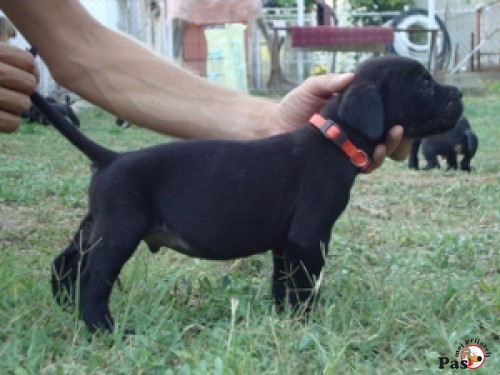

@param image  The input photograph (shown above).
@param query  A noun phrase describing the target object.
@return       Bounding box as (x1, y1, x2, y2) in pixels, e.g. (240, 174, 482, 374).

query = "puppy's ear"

(339, 84, 385, 141)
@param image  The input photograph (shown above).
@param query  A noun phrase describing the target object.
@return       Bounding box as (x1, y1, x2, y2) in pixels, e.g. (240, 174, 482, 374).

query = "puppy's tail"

(28, 46, 115, 164)
(31, 92, 117, 164)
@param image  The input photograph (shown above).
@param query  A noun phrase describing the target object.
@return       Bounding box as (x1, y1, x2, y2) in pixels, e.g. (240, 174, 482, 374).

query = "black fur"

(23, 95, 80, 127)
(408, 116, 478, 171)
(115, 117, 132, 128)
(31, 56, 463, 332)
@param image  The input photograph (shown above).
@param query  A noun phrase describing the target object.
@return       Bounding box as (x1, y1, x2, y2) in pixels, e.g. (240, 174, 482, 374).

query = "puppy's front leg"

(271, 249, 287, 309)
(272, 241, 326, 313)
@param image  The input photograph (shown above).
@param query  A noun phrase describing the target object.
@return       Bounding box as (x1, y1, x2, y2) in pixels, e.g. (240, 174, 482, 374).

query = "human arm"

(0, 0, 410, 161)
(1, 0, 277, 139)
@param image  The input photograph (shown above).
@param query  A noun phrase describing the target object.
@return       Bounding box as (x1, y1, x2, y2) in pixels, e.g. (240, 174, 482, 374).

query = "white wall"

(81, 0, 121, 30)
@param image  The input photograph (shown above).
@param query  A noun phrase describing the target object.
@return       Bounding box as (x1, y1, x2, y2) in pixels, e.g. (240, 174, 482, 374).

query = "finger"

(390, 137, 412, 161)
(0, 110, 21, 133)
(366, 126, 412, 173)
(0, 85, 32, 115)
(0, 43, 38, 76)
(0, 60, 38, 95)
(328, 72, 355, 93)
(365, 144, 387, 173)
(384, 125, 404, 155)
(302, 72, 355, 99)
(385, 126, 412, 161)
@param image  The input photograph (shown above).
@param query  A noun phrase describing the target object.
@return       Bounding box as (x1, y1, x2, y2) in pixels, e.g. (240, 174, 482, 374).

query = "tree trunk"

(256, 18, 295, 93)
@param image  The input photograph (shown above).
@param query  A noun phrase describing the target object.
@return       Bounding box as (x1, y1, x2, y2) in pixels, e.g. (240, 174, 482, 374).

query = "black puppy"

(23, 95, 80, 127)
(115, 117, 132, 128)
(408, 116, 478, 171)
(31, 56, 462, 333)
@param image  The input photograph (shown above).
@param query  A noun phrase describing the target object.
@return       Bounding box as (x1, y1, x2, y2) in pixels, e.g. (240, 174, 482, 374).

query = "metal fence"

(254, 1, 500, 91)
(441, 0, 500, 73)
(4, 0, 499, 95)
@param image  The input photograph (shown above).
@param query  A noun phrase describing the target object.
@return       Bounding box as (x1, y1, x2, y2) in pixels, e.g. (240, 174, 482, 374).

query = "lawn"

(0, 90, 498, 374)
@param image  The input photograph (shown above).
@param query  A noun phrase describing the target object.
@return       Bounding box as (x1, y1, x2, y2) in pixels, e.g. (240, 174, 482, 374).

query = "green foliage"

(484, 80, 500, 93)
(264, 0, 315, 9)
(349, 0, 412, 11)
(348, 0, 415, 25)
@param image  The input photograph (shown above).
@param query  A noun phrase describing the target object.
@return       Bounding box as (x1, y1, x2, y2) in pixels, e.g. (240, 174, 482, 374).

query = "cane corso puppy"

(31, 56, 462, 333)
(408, 116, 478, 171)
(23, 95, 80, 127)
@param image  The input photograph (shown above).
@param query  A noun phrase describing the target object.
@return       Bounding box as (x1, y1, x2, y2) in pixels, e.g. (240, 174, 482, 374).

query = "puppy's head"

(323, 56, 463, 142)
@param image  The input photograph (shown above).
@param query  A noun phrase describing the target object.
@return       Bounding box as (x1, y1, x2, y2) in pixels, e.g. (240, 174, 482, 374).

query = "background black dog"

(115, 117, 132, 128)
(23, 95, 80, 128)
(31, 56, 462, 333)
(408, 116, 478, 171)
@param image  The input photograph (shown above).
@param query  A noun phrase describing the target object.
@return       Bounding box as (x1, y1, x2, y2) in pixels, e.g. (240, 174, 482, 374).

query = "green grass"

(0, 95, 498, 374)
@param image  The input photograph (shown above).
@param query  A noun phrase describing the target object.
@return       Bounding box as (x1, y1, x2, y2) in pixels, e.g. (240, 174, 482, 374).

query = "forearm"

(57, 28, 277, 139)
(64, 32, 277, 140)
(1, 0, 277, 139)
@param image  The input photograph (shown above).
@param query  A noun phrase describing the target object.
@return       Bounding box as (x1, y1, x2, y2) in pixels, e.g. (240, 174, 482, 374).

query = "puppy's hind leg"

(459, 154, 473, 172)
(461, 131, 478, 171)
(52, 213, 94, 307)
(78, 218, 146, 333)
(459, 134, 477, 172)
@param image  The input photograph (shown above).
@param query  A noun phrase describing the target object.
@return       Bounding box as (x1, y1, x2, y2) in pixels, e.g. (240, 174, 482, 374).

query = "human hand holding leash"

(0, 42, 38, 133)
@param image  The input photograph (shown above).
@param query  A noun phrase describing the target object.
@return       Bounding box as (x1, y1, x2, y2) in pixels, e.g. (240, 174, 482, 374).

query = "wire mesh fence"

(440, 0, 500, 73)
(248, 1, 500, 92)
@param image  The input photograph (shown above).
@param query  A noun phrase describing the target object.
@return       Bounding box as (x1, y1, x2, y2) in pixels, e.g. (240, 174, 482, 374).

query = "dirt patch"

(0, 203, 38, 231)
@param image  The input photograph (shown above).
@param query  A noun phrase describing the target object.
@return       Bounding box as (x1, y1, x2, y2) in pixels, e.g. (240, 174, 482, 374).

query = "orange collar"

(309, 114, 371, 171)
